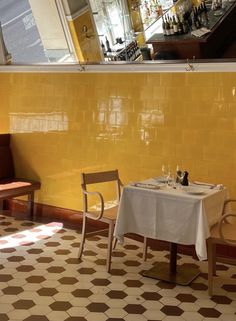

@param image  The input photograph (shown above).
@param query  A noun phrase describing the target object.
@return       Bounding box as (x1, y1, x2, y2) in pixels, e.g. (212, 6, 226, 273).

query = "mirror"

(0, 0, 235, 65)
(88, 0, 236, 63)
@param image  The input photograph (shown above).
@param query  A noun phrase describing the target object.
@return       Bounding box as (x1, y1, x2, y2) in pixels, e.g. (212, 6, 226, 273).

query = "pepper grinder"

(181, 171, 189, 186)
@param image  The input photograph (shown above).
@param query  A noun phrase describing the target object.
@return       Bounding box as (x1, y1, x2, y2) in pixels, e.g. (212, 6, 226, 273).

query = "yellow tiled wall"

(0, 72, 235, 211)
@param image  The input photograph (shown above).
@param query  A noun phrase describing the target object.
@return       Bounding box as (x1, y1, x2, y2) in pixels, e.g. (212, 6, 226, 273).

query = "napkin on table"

(130, 182, 160, 189)
(192, 181, 224, 190)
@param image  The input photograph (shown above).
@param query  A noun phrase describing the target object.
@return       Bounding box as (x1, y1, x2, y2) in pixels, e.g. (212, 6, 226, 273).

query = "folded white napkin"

(193, 181, 215, 188)
(192, 181, 224, 190)
(130, 182, 160, 190)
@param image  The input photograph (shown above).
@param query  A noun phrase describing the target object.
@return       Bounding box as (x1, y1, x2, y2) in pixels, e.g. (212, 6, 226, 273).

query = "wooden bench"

(0, 134, 41, 218)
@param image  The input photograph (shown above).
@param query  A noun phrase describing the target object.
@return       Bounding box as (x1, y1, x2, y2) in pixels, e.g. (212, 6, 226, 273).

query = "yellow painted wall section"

(0, 72, 236, 211)
(68, 11, 102, 62)
(67, 20, 84, 61)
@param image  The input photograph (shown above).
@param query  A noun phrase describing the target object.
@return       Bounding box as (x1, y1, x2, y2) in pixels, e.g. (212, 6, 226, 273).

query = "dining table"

(114, 178, 228, 285)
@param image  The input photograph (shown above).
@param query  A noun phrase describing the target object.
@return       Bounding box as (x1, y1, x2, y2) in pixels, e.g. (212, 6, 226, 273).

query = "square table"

(114, 179, 227, 285)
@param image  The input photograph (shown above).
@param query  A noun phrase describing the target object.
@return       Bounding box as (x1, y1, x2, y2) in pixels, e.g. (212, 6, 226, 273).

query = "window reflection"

(0, 0, 48, 63)
(139, 107, 164, 145)
(10, 112, 68, 133)
(90, 0, 132, 44)
(0, 0, 234, 64)
(0, 0, 74, 63)
(95, 96, 128, 140)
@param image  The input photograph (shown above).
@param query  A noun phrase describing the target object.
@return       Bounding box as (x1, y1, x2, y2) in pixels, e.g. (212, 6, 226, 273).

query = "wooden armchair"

(207, 199, 236, 296)
(78, 169, 122, 272)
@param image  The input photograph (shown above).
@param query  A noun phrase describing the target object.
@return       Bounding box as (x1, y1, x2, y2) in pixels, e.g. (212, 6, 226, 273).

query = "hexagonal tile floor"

(0, 213, 236, 321)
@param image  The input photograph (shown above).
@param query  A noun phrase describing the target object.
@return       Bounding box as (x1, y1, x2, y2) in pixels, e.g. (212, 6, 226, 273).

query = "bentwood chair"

(207, 199, 236, 296)
(78, 169, 123, 272)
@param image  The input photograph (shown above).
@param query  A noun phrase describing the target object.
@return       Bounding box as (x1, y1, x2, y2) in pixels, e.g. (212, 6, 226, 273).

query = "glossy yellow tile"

(0, 72, 235, 212)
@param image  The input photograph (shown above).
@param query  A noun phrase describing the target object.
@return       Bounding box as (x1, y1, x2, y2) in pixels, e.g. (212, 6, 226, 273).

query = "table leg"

(170, 242, 177, 274)
(27, 192, 35, 219)
(142, 242, 200, 285)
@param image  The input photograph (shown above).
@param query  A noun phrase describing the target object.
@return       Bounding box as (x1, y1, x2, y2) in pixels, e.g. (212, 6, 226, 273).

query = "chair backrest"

(81, 169, 119, 185)
(81, 169, 121, 207)
(0, 134, 15, 179)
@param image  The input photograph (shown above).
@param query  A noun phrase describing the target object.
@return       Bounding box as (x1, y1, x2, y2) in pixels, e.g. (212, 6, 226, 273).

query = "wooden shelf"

(147, 1, 236, 59)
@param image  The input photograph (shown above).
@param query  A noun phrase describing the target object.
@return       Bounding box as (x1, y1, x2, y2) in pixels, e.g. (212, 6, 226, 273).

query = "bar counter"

(147, 1, 236, 59)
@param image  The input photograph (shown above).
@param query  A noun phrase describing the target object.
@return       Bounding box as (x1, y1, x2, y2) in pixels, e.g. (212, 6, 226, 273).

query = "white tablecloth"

(114, 180, 227, 261)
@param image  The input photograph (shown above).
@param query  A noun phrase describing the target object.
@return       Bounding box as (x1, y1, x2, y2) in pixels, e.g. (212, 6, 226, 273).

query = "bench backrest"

(0, 134, 15, 179)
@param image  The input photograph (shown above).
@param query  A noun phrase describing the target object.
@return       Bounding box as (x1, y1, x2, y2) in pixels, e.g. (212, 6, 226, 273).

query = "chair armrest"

(218, 213, 236, 246)
(82, 187, 104, 220)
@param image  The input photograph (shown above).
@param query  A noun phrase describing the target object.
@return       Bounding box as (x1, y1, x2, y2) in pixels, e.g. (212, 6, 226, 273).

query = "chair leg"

(212, 243, 217, 276)
(207, 239, 214, 296)
(143, 237, 148, 262)
(78, 215, 87, 260)
(113, 237, 118, 250)
(107, 221, 115, 273)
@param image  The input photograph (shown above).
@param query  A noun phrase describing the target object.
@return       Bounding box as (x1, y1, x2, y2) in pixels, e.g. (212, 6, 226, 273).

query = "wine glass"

(161, 164, 170, 185)
(176, 165, 185, 187)
(167, 171, 175, 187)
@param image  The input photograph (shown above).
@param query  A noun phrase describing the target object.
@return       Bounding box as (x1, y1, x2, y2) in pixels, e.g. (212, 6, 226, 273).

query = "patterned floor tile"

(0, 213, 235, 321)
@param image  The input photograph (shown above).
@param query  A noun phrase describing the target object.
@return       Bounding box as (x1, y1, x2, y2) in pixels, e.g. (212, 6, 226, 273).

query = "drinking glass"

(161, 164, 170, 185)
(176, 165, 184, 188)
(167, 168, 175, 186)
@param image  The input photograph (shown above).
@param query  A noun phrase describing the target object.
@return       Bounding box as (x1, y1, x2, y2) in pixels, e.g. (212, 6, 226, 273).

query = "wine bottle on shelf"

(129, 43, 135, 61)
(197, 5, 203, 26)
(129, 44, 134, 61)
(193, 9, 197, 29)
(130, 45, 135, 61)
(165, 18, 171, 36)
(172, 15, 179, 34)
(199, 3, 205, 25)
(134, 40, 140, 58)
(133, 43, 137, 60)
(182, 16, 188, 34)
(183, 11, 192, 31)
(162, 17, 167, 35)
(193, 8, 201, 29)
(169, 17, 174, 35)
(201, 3, 205, 13)
(197, 7, 202, 27)
(166, 14, 170, 24)
(105, 36, 111, 52)
(203, 1, 209, 23)
(126, 49, 130, 61)
(177, 15, 184, 34)
(101, 41, 106, 56)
